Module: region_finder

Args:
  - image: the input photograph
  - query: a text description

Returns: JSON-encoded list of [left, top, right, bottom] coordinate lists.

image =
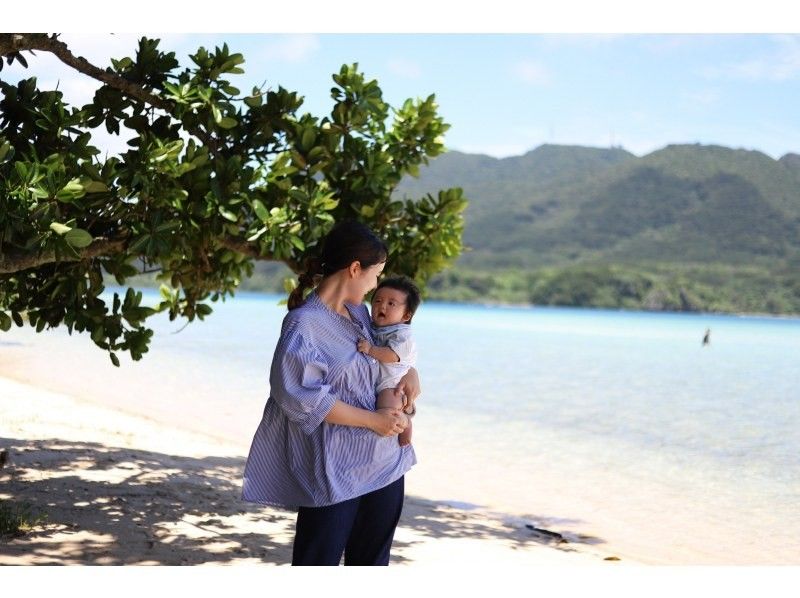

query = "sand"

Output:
[[0, 376, 620, 566]]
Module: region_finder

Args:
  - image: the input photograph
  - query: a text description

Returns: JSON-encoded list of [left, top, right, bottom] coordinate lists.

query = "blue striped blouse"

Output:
[[241, 291, 417, 509]]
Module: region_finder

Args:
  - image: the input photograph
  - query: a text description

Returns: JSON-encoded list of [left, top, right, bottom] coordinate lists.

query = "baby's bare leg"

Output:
[[376, 387, 404, 411], [376, 388, 412, 446]]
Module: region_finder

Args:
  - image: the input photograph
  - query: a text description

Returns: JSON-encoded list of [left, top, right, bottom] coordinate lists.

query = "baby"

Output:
[[357, 276, 420, 446]]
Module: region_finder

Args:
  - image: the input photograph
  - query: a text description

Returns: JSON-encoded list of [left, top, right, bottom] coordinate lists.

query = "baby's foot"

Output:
[[398, 427, 412, 447]]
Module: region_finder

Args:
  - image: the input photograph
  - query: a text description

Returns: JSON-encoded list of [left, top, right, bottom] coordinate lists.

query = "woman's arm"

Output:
[[393, 367, 421, 415], [324, 399, 407, 437]]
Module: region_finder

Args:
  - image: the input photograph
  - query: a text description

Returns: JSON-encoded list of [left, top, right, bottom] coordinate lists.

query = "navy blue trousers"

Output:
[[291, 476, 405, 566]]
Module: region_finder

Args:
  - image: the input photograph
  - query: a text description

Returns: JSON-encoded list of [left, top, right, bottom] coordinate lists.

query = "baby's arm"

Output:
[[357, 338, 400, 363]]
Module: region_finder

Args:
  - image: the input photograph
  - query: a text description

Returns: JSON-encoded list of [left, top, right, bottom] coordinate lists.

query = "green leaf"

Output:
[[244, 94, 262, 108], [218, 206, 238, 222], [91, 325, 105, 344], [83, 181, 109, 193], [11, 311, 24, 327], [252, 199, 269, 222], [128, 234, 151, 254], [115, 57, 134, 70], [31, 186, 49, 199], [154, 220, 180, 234], [247, 226, 267, 242], [163, 81, 182, 97], [218, 116, 238, 129], [49, 222, 72, 235], [288, 189, 306, 202], [320, 197, 339, 210], [0, 312, 11, 332], [360, 205, 375, 217], [109, 352, 120, 367], [14, 161, 28, 180], [0, 140, 11, 162], [64, 229, 94, 249], [301, 129, 315, 150], [56, 179, 86, 202]]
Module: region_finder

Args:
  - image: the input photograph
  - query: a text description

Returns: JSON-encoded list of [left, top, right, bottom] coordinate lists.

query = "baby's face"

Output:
[[370, 287, 410, 327]]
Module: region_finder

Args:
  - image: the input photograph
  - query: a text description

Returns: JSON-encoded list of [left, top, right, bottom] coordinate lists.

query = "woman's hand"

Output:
[[325, 400, 406, 436], [394, 367, 421, 415], [370, 408, 407, 437]]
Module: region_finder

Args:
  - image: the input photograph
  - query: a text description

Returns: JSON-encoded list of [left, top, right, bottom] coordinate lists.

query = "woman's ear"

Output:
[[348, 261, 362, 278]]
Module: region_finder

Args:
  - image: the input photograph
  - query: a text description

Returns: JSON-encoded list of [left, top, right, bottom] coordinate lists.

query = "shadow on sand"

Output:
[[0, 437, 605, 565]]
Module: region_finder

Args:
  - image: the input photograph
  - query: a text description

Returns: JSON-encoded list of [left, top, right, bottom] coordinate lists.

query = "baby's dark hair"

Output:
[[376, 276, 421, 323]]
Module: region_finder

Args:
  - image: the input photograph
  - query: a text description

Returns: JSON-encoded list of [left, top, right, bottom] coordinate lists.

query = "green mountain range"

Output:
[[394, 143, 800, 314]]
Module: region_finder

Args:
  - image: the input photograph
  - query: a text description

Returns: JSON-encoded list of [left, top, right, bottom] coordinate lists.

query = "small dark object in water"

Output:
[[0, 449, 7, 468], [604, 556, 621, 561], [525, 523, 564, 540]]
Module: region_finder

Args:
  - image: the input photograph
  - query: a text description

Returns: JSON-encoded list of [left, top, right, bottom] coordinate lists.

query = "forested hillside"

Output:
[[394, 143, 800, 314]]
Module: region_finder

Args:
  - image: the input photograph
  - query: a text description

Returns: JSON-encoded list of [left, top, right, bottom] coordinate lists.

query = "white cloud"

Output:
[[704, 34, 800, 82], [260, 34, 320, 64], [451, 141, 535, 158], [387, 58, 422, 79], [512, 60, 551, 85], [681, 89, 720, 106]]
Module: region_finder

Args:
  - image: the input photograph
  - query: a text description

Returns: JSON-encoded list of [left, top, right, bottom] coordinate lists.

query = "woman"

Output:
[[241, 220, 419, 566]]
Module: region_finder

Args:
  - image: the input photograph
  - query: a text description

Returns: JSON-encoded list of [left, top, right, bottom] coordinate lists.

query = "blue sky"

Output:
[[5, 33, 800, 159]]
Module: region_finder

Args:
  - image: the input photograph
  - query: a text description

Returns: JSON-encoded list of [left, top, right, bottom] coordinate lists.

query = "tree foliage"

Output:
[[425, 263, 800, 315], [0, 33, 466, 364]]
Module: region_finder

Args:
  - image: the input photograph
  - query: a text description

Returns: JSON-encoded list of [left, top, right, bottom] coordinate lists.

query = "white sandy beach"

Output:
[[0, 375, 620, 566]]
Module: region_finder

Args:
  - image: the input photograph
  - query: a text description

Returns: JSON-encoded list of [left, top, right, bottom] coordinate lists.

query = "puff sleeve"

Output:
[[268, 317, 337, 435], [386, 327, 417, 366]]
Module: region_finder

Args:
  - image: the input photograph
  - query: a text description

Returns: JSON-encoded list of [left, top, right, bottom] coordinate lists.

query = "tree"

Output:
[[0, 34, 466, 365]]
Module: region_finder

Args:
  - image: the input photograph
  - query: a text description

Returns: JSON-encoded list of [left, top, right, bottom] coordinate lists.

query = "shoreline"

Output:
[[0, 375, 620, 566], [440, 299, 800, 320], [112, 284, 800, 320]]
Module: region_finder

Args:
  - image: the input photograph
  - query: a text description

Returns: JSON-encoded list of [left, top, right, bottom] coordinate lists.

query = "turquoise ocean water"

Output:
[[2, 289, 798, 563]]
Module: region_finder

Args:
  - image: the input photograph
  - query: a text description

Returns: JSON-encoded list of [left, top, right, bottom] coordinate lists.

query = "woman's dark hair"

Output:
[[375, 276, 421, 323], [288, 220, 388, 310]]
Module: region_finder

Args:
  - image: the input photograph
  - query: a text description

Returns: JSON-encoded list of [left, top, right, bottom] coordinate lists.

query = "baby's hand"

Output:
[[357, 338, 371, 354]]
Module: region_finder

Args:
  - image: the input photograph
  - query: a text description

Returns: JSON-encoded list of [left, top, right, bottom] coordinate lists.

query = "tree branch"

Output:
[[0, 34, 172, 111], [216, 235, 300, 271], [0, 33, 216, 149], [0, 238, 127, 274], [0, 33, 43, 57], [217, 236, 269, 260]]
